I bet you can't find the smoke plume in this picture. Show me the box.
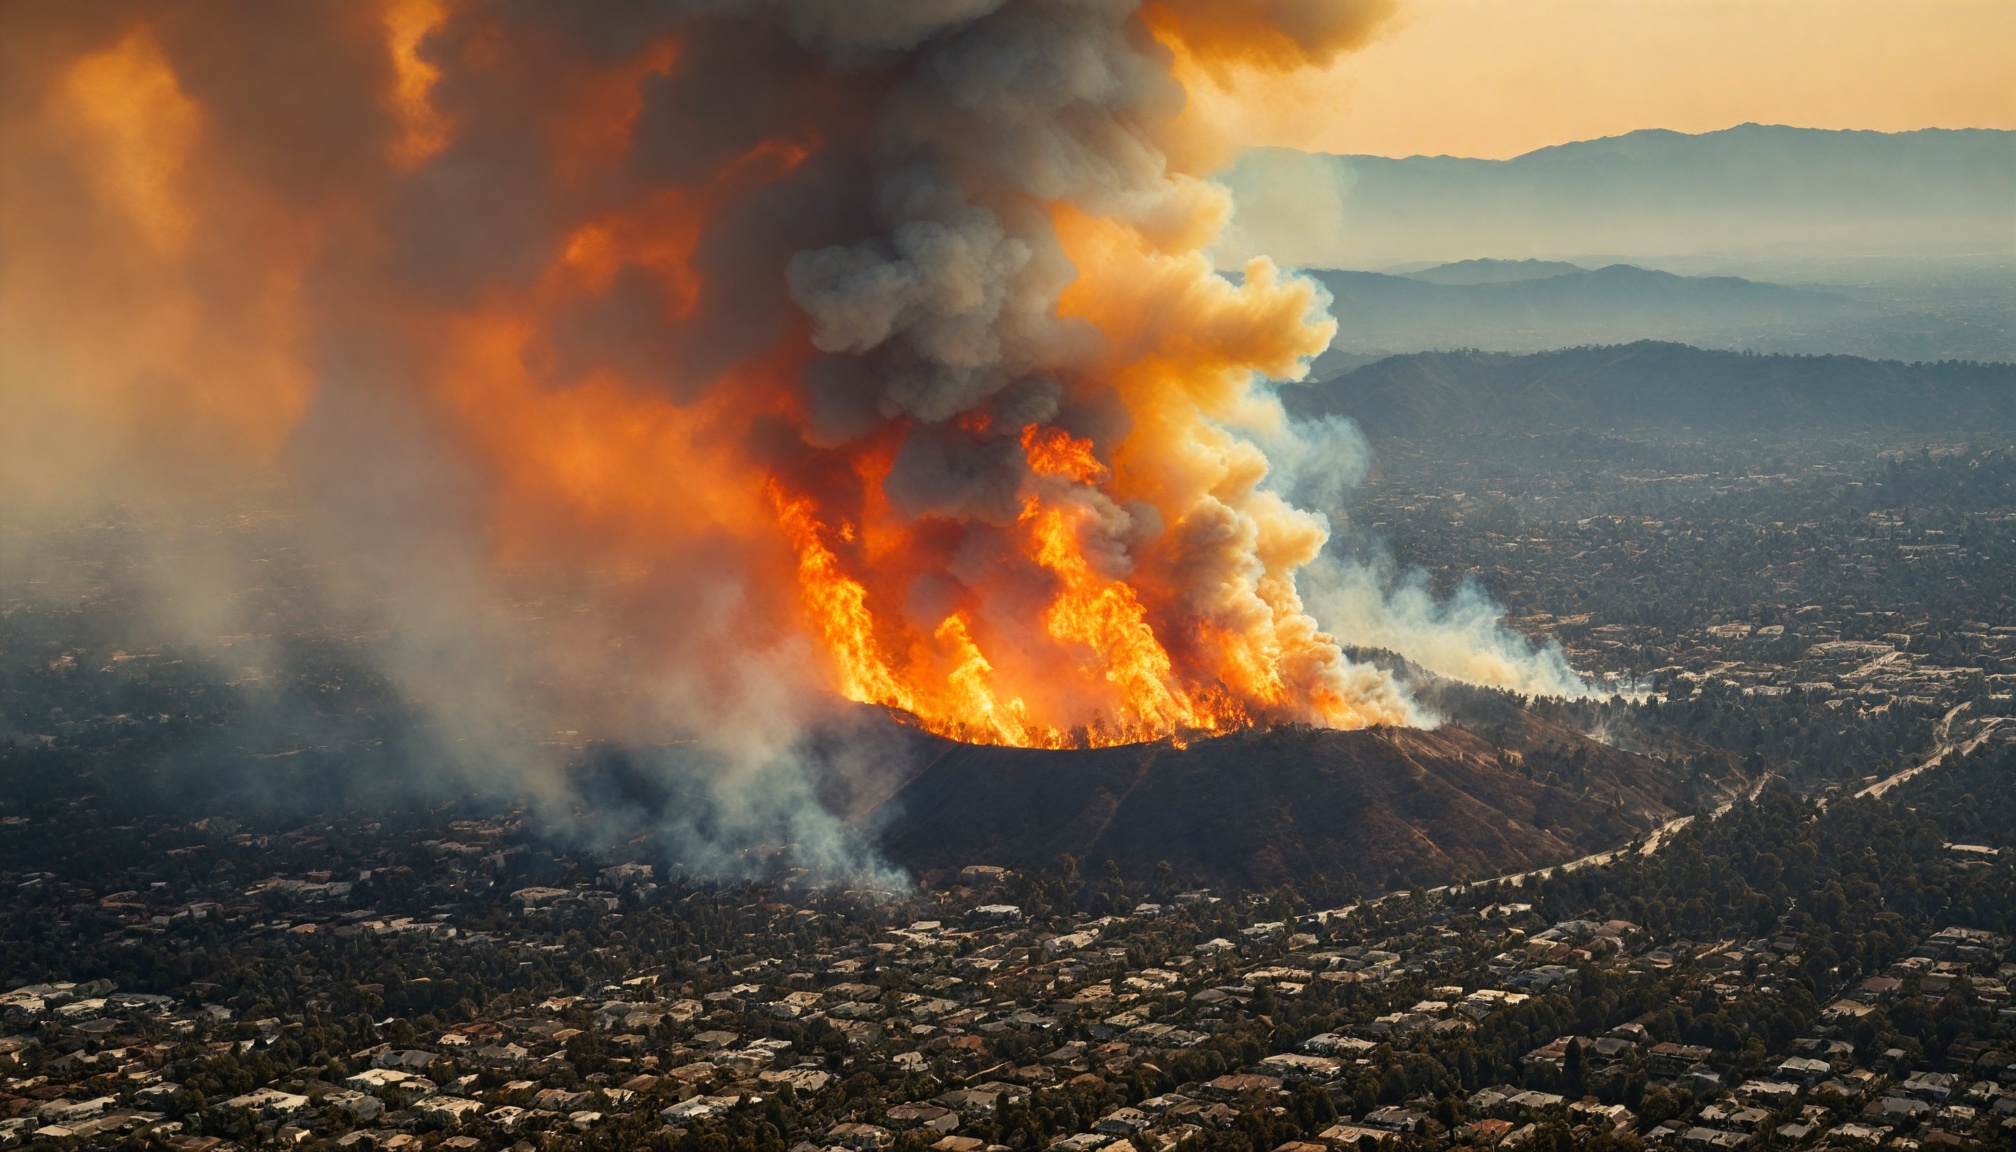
[0,0,1605,875]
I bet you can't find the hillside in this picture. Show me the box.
[1405,258,1588,285]
[1287,343,2016,442]
[869,710,1712,892]
[1310,264,1859,355]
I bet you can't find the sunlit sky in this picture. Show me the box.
[1210,0,2016,159]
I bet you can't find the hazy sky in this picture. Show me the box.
[1209,0,2016,159]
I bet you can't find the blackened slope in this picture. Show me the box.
[870,739,1165,876]
[872,716,1692,891]
[1286,343,2016,441]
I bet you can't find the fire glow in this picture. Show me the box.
[3,0,1414,749]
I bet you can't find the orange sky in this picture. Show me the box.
[1207,0,2016,159]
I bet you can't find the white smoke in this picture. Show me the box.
[1253,402,1604,700]
[1302,551,1596,699]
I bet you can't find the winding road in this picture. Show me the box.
[1385,702,2005,909]
[1852,702,2005,801]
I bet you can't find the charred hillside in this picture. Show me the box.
[870,711,1720,893]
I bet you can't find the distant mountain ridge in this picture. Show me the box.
[1287,342,2016,442]
[1223,125,2016,269]
[1309,263,1861,356]
[1406,258,1588,285]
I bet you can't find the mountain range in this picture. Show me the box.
[1286,342,2016,443]
[1221,124,2016,270]
[1308,262,1869,357]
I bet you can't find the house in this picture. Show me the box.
[474,1042,530,1066]
[1590,1037,1638,1064]
[1365,1012,1433,1037]
[417,1096,484,1124]
[1363,1106,1430,1133]
[1853,976,1903,1004]
[1467,1088,1513,1117]
[531,1088,592,1112]
[1900,1072,1958,1102]
[1164,1100,1241,1128]
[35,1097,116,1124]
[324,1089,383,1121]
[221,1088,311,1119]
[1683,1067,1725,1096]
[887,1103,959,1132]
[343,1067,436,1098]
[827,1122,896,1150]
[1260,1053,1343,1082]
[1822,999,1877,1020]
[760,1067,835,1094]
[1736,1081,1801,1106]
[1195,1074,1282,1102]
[1865,1096,1933,1120]
[1569,1101,1636,1134]
[1699,1102,1771,1130]
[1318,1123,1395,1144]
[932,1085,1028,1117]
[662,1097,724,1122]
[599,862,655,889]
[1457,1118,1515,1144]
[1648,1043,1716,1078]
[1095,1108,1151,1135]
[1458,990,1531,1021]
[1775,1056,1832,1084]
[1521,1037,1579,1074]
[1678,1126,1750,1149]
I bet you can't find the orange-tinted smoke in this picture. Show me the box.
[1,0,1413,750]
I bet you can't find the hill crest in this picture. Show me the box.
[868,709,1713,893]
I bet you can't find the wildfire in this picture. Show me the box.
[772,488,915,716]
[1022,496,1206,739]
[762,420,1277,748]
[3,1,1419,753]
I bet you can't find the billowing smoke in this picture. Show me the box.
[1251,409,1602,700]
[1304,554,1596,699]
[1,0,1602,879]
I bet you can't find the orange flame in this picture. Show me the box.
[1021,423,1109,485]
[772,487,915,713]
[1023,497,1198,738]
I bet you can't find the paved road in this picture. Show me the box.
[1375,706,2004,910]
[1853,702,2005,801]
[1419,772,1772,900]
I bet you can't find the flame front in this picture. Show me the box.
[2,0,1416,749]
